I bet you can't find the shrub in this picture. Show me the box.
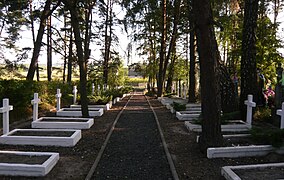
[250,127,284,147]
[173,102,186,111]
[253,107,272,122]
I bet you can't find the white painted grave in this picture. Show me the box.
[0,129,81,147]
[31,93,94,129]
[0,98,13,135]
[277,102,284,129]
[73,86,78,104]
[176,103,202,119]
[0,151,59,176]
[0,98,82,147]
[56,107,103,117]
[176,111,201,121]
[31,93,41,121]
[56,89,62,111]
[244,94,256,126]
[70,102,112,111]
[92,83,95,95]
[221,163,284,180]
[32,117,94,129]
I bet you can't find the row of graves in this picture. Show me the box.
[0,84,130,177]
[159,94,284,180]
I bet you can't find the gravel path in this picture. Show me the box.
[93,95,173,179]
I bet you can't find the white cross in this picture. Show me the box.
[277,102,284,129]
[244,94,256,126]
[0,98,13,135]
[73,86,78,104]
[56,89,62,111]
[31,93,41,121]
[92,83,95,95]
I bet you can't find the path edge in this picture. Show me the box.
[146,95,180,180]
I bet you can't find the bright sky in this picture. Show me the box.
[1,2,284,67]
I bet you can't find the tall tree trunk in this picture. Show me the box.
[64,0,89,117]
[47,15,52,81]
[29,0,40,81]
[103,0,111,86]
[162,0,181,83]
[63,14,67,82]
[157,0,167,97]
[26,0,60,80]
[67,28,73,83]
[193,0,223,152]
[188,28,197,103]
[240,0,259,118]
[166,54,177,93]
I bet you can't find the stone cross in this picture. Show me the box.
[73,86,78,104]
[244,94,256,126]
[276,102,284,129]
[0,98,13,135]
[92,83,95,95]
[56,89,62,111]
[31,93,41,121]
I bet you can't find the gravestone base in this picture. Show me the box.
[32,117,94,129]
[0,151,59,177]
[0,129,81,147]
[56,108,103,117]
[221,163,284,180]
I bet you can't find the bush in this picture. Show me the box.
[253,107,272,122]
[173,102,186,111]
[221,111,241,121]
[250,127,284,147]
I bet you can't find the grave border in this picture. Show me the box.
[221,162,284,180]
[0,150,59,177]
[0,129,81,147]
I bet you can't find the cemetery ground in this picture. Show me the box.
[0,95,284,179]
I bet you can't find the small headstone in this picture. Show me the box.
[0,98,13,135]
[276,102,284,129]
[92,83,95,95]
[31,93,41,121]
[244,94,256,126]
[73,86,78,104]
[56,89,62,111]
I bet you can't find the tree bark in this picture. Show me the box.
[193,0,223,151]
[240,0,259,118]
[26,0,60,80]
[67,28,73,83]
[188,28,197,103]
[47,15,52,81]
[157,0,167,97]
[63,0,89,117]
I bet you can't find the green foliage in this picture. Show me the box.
[125,77,147,86]
[86,95,112,105]
[172,102,186,111]
[253,107,272,122]
[250,127,284,148]
[145,91,156,97]
[221,111,241,121]
[102,86,133,100]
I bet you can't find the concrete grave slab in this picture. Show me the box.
[185,120,251,133]
[56,107,103,117]
[0,151,59,177]
[70,101,112,110]
[32,117,94,129]
[221,163,284,180]
[0,129,81,147]
[176,111,201,121]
